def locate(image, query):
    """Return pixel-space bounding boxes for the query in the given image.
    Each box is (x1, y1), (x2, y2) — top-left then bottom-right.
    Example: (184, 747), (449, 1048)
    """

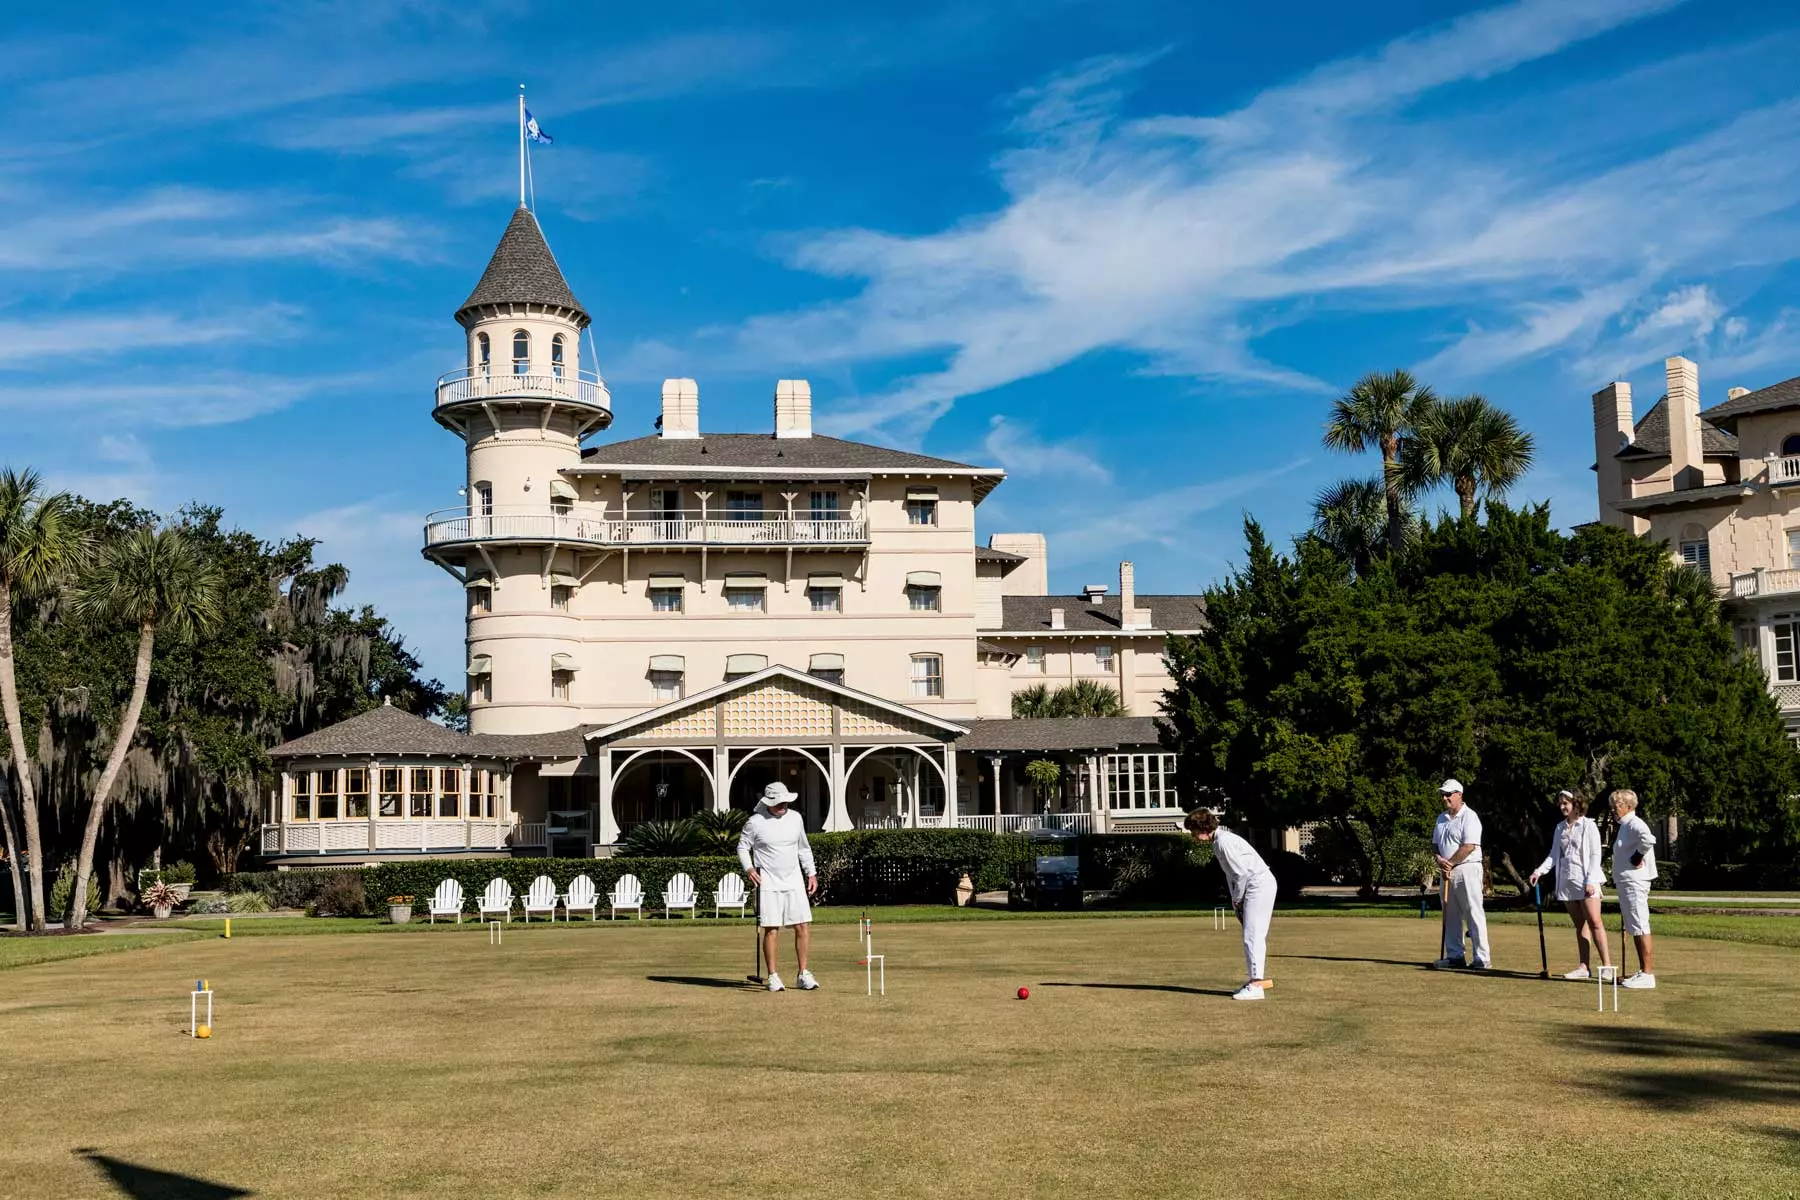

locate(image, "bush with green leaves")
(226, 890), (270, 914)
(51, 863), (102, 920)
(308, 872), (367, 917)
(618, 819), (705, 857)
(221, 869), (356, 910)
(185, 894), (230, 914)
(161, 861), (197, 885)
(691, 808), (749, 855)
(1302, 821), (1434, 894)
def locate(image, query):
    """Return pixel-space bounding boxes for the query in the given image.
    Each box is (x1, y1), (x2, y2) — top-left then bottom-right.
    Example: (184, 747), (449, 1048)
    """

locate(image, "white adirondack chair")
(610, 874), (644, 920)
(522, 875), (558, 922)
(563, 874), (598, 921)
(663, 872), (698, 920)
(713, 872), (749, 919)
(476, 877), (513, 922)
(427, 879), (464, 924)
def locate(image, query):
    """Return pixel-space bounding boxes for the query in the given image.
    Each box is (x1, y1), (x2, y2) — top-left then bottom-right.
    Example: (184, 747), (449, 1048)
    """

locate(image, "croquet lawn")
(2, 914), (1796, 1200)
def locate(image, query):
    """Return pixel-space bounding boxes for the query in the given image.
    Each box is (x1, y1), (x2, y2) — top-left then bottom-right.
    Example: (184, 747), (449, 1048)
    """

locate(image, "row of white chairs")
(425, 872), (751, 923)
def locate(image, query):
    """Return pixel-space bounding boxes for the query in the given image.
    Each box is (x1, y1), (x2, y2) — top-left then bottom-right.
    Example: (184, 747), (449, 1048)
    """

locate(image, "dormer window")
(476, 332), (491, 376)
(512, 330), (530, 376)
(551, 334), (566, 379)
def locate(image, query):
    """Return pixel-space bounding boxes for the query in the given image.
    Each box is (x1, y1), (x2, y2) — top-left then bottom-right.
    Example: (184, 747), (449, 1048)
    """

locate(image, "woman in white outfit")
(1527, 789), (1612, 980)
(1610, 788), (1658, 989)
(1185, 808), (1277, 1001)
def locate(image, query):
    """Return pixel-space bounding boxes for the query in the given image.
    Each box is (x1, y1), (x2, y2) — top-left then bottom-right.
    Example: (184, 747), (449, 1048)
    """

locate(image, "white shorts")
(757, 888), (812, 928)
(1616, 877), (1652, 936)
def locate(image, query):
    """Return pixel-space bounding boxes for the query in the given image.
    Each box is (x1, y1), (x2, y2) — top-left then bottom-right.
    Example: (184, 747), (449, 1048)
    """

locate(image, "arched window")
(1782, 434), (1800, 458)
(476, 332), (491, 376)
(512, 330), (530, 376)
(551, 334), (566, 379)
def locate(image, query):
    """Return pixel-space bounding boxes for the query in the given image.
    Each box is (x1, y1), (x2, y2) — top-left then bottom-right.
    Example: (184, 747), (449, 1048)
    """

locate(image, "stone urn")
(169, 884), (192, 903)
(152, 904), (173, 920)
(954, 872), (976, 907)
(388, 903), (413, 925)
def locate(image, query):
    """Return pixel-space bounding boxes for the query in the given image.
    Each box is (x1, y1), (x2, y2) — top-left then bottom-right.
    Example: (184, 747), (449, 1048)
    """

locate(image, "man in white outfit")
(737, 782), (819, 992)
(1185, 808), (1277, 1001)
(1610, 788), (1659, 990)
(1432, 779), (1491, 970)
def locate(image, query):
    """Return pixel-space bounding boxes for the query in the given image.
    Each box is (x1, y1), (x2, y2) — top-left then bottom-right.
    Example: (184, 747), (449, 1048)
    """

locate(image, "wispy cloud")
(980, 416), (1111, 483)
(1043, 457), (1312, 562)
(0, 375), (319, 428)
(0, 306), (299, 365)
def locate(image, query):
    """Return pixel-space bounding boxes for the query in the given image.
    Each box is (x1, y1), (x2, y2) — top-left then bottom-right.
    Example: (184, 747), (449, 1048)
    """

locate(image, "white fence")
(261, 820), (513, 856)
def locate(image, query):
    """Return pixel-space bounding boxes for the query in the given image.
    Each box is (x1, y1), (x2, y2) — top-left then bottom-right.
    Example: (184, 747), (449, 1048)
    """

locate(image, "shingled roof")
(456, 206), (588, 326)
(578, 432), (993, 474)
(1699, 373), (1800, 431)
(994, 594), (1205, 635)
(958, 716), (1166, 753)
(269, 702), (588, 761)
(1615, 396), (1738, 459)
(976, 545), (1027, 566)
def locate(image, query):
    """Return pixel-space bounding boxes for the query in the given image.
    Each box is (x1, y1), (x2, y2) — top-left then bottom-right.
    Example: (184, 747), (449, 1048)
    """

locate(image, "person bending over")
(1185, 808), (1277, 1002)
(1527, 789), (1612, 981)
(737, 782), (819, 993)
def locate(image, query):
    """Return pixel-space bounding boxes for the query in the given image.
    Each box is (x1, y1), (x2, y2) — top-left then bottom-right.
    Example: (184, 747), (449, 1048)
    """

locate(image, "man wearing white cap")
(737, 781), (819, 992)
(1432, 779), (1491, 969)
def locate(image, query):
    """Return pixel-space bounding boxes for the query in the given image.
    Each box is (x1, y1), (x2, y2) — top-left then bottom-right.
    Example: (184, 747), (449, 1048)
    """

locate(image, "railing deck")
(435, 367), (611, 411)
(1730, 567), (1800, 600)
(424, 506), (870, 550)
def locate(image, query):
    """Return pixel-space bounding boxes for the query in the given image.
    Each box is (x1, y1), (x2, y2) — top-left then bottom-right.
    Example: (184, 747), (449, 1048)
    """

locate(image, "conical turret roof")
(456, 205), (588, 326)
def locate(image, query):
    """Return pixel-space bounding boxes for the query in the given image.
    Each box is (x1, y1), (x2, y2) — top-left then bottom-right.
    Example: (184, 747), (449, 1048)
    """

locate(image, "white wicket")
(489, 920), (503, 945)
(190, 985), (213, 1037)
(1212, 907), (1229, 931)
(860, 933), (886, 997)
(1597, 963), (1619, 1012)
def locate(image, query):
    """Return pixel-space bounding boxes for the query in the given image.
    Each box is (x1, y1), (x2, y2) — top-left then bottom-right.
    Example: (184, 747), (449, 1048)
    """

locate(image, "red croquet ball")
(1017, 986), (1030, 1000)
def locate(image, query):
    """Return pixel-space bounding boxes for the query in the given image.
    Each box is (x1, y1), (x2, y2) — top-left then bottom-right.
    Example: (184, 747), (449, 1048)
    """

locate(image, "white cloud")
(980, 416), (1111, 484)
(1042, 457), (1312, 561)
(0, 307), (299, 364)
(0, 375), (317, 428)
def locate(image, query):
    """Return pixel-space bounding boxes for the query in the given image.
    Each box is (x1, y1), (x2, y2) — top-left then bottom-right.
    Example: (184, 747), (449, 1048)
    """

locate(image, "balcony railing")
(260, 819), (515, 856)
(1769, 455), (1800, 485)
(435, 366), (612, 411)
(1730, 567), (1800, 600)
(424, 505), (870, 549)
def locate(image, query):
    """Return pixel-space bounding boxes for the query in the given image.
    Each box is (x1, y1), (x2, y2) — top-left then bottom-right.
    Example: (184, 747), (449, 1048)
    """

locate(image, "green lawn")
(3, 914), (1798, 1199)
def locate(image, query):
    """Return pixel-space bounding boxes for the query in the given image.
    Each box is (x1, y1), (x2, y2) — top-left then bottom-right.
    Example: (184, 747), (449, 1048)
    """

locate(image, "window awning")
(468, 654), (493, 675)
(810, 652), (845, 671)
(550, 652), (579, 672)
(906, 485), (939, 499)
(648, 571), (686, 587)
(549, 479), (579, 501)
(725, 653), (768, 674)
(806, 571), (844, 588)
(648, 655), (685, 672)
(906, 570), (943, 587)
(464, 573), (493, 589)
(548, 573), (580, 588)
(724, 572), (768, 589)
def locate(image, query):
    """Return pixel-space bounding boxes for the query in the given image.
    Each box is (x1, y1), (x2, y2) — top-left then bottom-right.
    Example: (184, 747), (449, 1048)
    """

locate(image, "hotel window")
(1787, 530), (1800, 571)
(726, 583), (765, 612)
(910, 653), (944, 698)
(470, 675), (491, 704)
(1026, 645), (1045, 674)
(907, 585), (941, 611)
(512, 329), (530, 375)
(551, 671), (572, 701)
(378, 768), (403, 817)
(725, 653), (768, 682)
(905, 488), (938, 526)
(809, 585), (840, 612)
(469, 584), (491, 615)
(551, 333), (566, 379)
(476, 332), (491, 376)
(1775, 617), (1799, 683)
(1784, 434), (1800, 458)
(315, 769), (339, 820)
(651, 487), (682, 527)
(345, 767), (370, 818)
(550, 585), (572, 611)
(1678, 524), (1710, 573)
(1105, 752), (1180, 810)
(438, 768), (461, 818)
(409, 768), (433, 817)
(809, 653), (845, 686)
(808, 490), (840, 520)
(726, 490), (763, 521)
(651, 586), (684, 613)
(649, 670), (684, 701)
(291, 772), (312, 821)
(1095, 644), (1115, 672)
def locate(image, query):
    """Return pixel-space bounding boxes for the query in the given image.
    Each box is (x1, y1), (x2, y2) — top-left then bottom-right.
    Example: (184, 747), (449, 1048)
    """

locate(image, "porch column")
(598, 750), (619, 847)
(989, 757), (1002, 816)
(945, 744), (959, 827)
(905, 758), (919, 828)
(827, 744), (850, 832)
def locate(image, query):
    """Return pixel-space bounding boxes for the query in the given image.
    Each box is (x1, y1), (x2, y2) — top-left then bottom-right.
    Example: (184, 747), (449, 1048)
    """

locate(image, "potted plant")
(163, 861), (197, 903)
(387, 895), (414, 924)
(143, 881), (183, 920)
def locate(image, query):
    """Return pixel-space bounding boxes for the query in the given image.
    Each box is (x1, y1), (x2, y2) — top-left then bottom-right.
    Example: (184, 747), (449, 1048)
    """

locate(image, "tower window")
(476, 332), (491, 376)
(512, 330), (530, 375)
(551, 334), (566, 379)
(550, 585), (572, 611)
(551, 671), (572, 701)
(907, 584), (941, 612)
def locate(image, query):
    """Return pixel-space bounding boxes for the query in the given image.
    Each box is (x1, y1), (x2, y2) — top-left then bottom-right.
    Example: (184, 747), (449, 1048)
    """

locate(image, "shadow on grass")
(647, 975), (760, 990)
(1038, 981), (1226, 996)
(1569, 1026), (1800, 1114)
(1274, 953), (1545, 981)
(77, 1149), (252, 1198)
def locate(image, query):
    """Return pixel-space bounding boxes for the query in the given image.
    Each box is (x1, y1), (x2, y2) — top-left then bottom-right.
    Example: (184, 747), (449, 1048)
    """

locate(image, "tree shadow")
(647, 975), (760, 990)
(1038, 981), (1225, 996)
(1274, 953), (1544, 981)
(77, 1149), (253, 1198)
(1568, 1025), (1800, 1114)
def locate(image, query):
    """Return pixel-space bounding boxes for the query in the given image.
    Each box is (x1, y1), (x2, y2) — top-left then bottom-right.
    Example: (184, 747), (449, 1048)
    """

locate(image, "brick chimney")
(660, 378), (700, 439)
(1050, 607), (1065, 630)
(1119, 561), (1151, 630)
(1592, 381), (1633, 529)
(1665, 356), (1703, 489)
(775, 379), (812, 439)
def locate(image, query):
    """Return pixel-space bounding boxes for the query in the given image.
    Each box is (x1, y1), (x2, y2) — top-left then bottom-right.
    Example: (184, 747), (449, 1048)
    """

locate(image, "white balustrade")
(1771, 455), (1800, 484)
(1729, 567), (1800, 600)
(435, 367), (611, 411)
(424, 506), (869, 550)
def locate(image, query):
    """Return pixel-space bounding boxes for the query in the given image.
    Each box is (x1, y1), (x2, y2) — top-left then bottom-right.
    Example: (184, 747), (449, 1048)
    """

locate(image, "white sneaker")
(1563, 965), (1591, 981)
(766, 972), (785, 992)
(796, 969), (819, 990)
(1230, 983), (1265, 1001)
(1621, 973), (1656, 990)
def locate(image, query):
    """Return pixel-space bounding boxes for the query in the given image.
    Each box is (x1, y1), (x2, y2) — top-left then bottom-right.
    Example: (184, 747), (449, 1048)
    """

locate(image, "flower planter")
(152, 905), (173, 920)
(388, 904), (413, 925)
(169, 884), (193, 903)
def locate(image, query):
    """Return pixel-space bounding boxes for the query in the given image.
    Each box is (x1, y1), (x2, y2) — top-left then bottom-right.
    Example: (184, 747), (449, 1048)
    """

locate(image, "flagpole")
(518, 85), (527, 208)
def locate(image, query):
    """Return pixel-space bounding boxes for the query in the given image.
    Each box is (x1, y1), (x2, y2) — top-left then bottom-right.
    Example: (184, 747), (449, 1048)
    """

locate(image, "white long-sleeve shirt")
(736, 806), (816, 891)
(1612, 812), (1658, 883)
(1212, 826), (1273, 906)
(1533, 816), (1605, 901)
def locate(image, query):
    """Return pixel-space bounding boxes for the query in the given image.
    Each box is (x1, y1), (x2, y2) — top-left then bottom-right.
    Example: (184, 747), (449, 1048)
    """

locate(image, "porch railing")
(260, 819), (514, 856)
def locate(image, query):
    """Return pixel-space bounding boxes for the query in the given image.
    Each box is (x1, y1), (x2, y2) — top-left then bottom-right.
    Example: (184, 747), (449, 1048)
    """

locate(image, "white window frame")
(905, 497), (938, 526)
(1026, 645), (1045, 674)
(550, 585), (572, 611)
(906, 584), (941, 612)
(1095, 644), (1114, 672)
(650, 588), (684, 614)
(649, 670), (684, 702)
(1775, 616), (1799, 684)
(551, 671), (572, 701)
(1105, 752), (1180, 811)
(511, 329), (531, 375)
(1678, 538), (1710, 572)
(808, 586), (840, 613)
(910, 653), (944, 698)
(725, 587), (765, 613)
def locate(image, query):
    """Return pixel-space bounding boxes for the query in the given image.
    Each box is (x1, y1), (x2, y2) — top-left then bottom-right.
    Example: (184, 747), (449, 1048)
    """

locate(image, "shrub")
(810, 829), (1001, 904)
(50, 864), (102, 919)
(222, 869), (358, 911)
(619, 819), (704, 857)
(185, 894), (230, 915)
(309, 873), (367, 917)
(162, 861), (197, 885)
(142, 881), (184, 912)
(1303, 821), (1434, 892)
(691, 809), (749, 855)
(227, 890), (270, 914)
(1077, 833), (1217, 902)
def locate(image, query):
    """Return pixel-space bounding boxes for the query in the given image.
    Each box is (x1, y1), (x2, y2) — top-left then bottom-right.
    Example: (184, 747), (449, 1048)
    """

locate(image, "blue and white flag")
(524, 108), (553, 145)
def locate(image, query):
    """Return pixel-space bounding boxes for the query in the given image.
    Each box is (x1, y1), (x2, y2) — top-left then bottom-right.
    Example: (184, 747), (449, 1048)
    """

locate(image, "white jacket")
(1612, 812), (1658, 884)
(1213, 826), (1274, 906)
(1533, 816), (1605, 902)
(736, 806), (816, 892)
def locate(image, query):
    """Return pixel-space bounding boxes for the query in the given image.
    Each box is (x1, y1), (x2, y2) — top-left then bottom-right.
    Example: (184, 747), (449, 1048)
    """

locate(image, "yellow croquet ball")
(196, 1025), (212, 1039)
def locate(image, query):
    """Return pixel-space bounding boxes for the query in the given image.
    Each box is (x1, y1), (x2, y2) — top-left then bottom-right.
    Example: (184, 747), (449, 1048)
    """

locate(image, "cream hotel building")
(264, 207), (1204, 862)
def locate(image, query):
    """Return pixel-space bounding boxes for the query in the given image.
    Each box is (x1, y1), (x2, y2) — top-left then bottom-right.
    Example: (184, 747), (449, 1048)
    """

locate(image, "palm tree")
(1402, 394), (1536, 519)
(1011, 684), (1054, 719)
(1322, 370), (1435, 552)
(0, 468), (83, 931)
(1049, 680), (1126, 718)
(65, 527), (223, 929)
(1311, 476), (1398, 576)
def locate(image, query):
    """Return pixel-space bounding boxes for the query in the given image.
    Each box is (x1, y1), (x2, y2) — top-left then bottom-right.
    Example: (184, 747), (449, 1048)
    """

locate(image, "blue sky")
(3, 0), (1798, 687)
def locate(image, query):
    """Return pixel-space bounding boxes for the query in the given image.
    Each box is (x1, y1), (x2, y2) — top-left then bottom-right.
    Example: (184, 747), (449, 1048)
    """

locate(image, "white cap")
(1439, 779), (1463, 794)
(761, 782), (798, 806)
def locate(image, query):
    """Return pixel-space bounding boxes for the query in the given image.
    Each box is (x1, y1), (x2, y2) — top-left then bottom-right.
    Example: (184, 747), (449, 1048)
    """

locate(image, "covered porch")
(955, 717), (1190, 835)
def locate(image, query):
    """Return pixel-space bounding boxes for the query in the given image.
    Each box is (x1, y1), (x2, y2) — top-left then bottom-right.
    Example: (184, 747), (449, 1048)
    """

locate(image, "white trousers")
(1444, 862), (1490, 966)
(1237, 872), (1277, 980)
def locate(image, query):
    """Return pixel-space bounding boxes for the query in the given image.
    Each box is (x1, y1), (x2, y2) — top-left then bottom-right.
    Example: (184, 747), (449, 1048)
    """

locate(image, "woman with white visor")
(1610, 788), (1658, 989)
(1527, 789), (1613, 980)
